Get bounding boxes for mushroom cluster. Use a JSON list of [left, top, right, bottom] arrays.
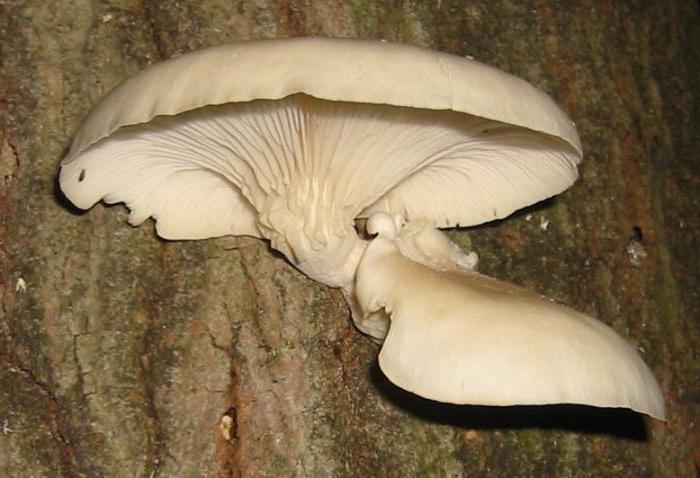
[[59, 37, 665, 420]]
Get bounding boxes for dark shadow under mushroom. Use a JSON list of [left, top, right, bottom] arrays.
[[369, 360, 648, 441]]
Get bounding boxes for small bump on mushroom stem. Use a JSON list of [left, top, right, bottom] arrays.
[[366, 212, 400, 239]]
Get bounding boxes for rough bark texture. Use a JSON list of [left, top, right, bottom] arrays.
[[1, 1, 698, 477]]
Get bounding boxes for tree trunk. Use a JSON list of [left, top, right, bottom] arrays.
[[1, 1, 698, 476]]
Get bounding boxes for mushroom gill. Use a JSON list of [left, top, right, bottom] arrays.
[[60, 94, 577, 288]]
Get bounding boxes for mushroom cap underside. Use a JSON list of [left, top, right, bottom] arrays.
[[60, 94, 580, 249]]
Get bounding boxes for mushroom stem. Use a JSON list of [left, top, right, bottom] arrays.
[[256, 190, 369, 288], [346, 214, 481, 342], [294, 232, 367, 288]]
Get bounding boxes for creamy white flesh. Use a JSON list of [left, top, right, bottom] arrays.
[[60, 95, 578, 288], [355, 215, 666, 420]]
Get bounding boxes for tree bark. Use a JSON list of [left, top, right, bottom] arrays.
[[1, 1, 698, 476]]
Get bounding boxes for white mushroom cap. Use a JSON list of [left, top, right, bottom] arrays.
[[355, 226, 666, 420], [60, 37, 582, 287], [66, 37, 581, 160]]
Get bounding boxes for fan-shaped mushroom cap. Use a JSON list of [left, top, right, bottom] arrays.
[[60, 37, 582, 287], [355, 224, 666, 420]]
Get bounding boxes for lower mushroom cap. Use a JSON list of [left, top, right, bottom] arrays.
[[355, 230, 666, 420]]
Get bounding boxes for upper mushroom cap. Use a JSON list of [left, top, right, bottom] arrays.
[[60, 37, 582, 274], [66, 37, 581, 160]]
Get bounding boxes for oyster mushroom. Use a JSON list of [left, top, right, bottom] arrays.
[[357, 213, 665, 419], [59, 37, 664, 419]]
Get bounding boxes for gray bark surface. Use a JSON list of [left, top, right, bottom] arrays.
[[0, 1, 698, 476]]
